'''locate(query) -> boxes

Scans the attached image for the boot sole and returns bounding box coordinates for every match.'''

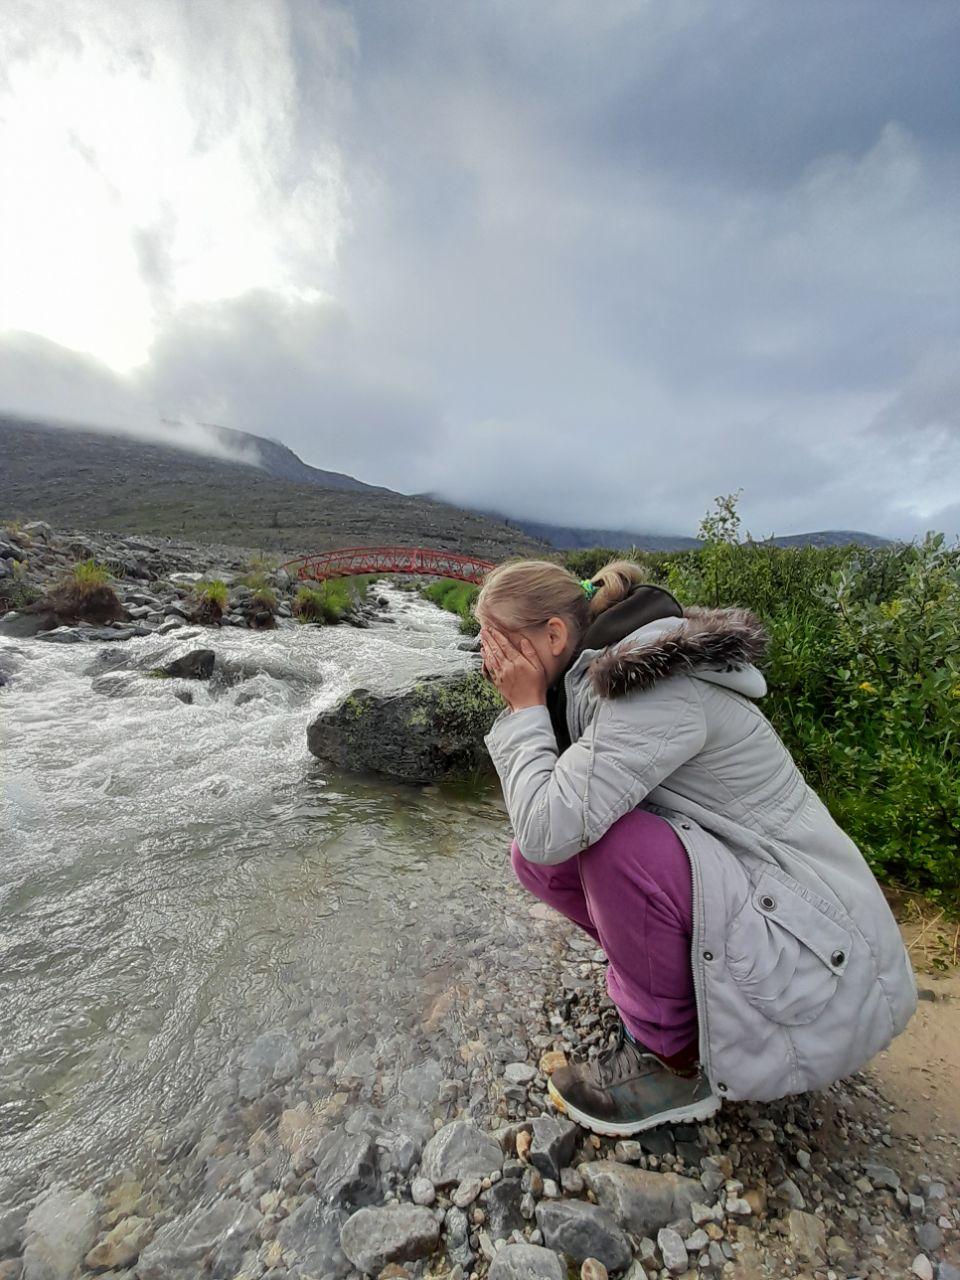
[547,1078,721,1137]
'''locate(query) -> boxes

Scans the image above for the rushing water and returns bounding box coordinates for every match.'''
[0,583,525,1214]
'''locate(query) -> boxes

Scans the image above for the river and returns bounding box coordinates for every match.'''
[0,582,543,1225]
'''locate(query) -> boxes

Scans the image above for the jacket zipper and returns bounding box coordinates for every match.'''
[662,813,713,1086]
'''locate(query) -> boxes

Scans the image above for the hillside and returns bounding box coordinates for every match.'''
[421,499,891,551]
[0,416,550,560]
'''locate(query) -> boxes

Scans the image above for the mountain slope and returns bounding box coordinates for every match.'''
[419,496,891,551]
[0,416,550,559]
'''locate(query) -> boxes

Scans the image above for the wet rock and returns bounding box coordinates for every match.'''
[579,1162,701,1237]
[0,1204,27,1254]
[157,649,215,680]
[488,1243,566,1279]
[237,1030,299,1099]
[339,1205,440,1274]
[527,1116,578,1183]
[785,1208,827,1265]
[133,1198,260,1279]
[657,1227,688,1274]
[312,1129,379,1209]
[84,1216,150,1269]
[275,1196,346,1275]
[306,671,501,783]
[483,1178,525,1240]
[21,1186,98,1280]
[421,1120,504,1187]
[535,1201,631,1272]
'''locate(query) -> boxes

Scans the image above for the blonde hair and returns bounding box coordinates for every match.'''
[473,557,647,640]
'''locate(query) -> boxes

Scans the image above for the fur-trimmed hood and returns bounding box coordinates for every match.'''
[587,605,769,699]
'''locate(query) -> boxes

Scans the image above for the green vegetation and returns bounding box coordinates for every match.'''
[195,579,229,609]
[192,578,229,625]
[564,495,960,902]
[0,559,40,613]
[421,578,481,634]
[48,559,123,624]
[293,575,378,625]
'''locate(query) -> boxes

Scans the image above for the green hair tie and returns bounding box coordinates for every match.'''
[580,578,598,599]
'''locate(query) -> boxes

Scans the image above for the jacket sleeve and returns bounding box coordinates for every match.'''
[482,679,707,865]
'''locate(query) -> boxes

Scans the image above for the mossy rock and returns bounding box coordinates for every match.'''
[306,670,505,783]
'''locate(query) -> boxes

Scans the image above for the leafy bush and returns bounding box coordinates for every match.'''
[559,495,960,901]
[421,578,481,634]
[192,579,229,625]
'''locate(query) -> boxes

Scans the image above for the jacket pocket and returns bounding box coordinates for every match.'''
[724,870,853,1027]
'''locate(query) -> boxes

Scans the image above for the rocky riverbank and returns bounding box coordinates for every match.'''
[0,522,388,641]
[2,883,957,1280]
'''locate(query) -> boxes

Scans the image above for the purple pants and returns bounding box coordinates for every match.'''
[511,807,698,1058]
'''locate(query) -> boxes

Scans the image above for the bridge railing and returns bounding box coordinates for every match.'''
[279,545,497,586]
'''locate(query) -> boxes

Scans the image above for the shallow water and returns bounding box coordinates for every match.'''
[0,584,520,1208]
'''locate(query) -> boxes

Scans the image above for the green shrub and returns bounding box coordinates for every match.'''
[294,578,356,624]
[195,579,229,609]
[421,578,481,633]
[0,560,40,612]
[558,494,960,901]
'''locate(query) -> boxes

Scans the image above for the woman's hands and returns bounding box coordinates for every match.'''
[480,624,548,712]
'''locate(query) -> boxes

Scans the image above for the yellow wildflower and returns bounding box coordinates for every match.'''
[858,681,877,694]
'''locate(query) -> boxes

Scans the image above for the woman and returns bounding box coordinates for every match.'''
[475,558,916,1137]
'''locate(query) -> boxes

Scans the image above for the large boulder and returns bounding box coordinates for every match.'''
[306,670,503,783]
[339,1205,439,1274]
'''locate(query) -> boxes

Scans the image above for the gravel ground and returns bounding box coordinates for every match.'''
[4,881,956,1280]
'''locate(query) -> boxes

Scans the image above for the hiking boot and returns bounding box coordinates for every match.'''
[546,1024,720,1137]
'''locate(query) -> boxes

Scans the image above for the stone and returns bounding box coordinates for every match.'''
[504,1062,537,1086]
[916,1222,943,1252]
[527,1116,578,1183]
[306,670,502,783]
[275,1195,345,1274]
[785,1209,827,1265]
[912,1257,934,1280]
[686,1227,709,1251]
[776,1176,806,1210]
[827,1234,856,1270]
[339,1205,440,1274]
[535,1201,631,1272]
[311,1129,379,1208]
[863,1162,900,1190]
[579,1163,701,1236]
[484,1178,525,1240]
[453,1178,483,1208]
[937,1264,960,1280]
[539,1051,567,1075]
[421,1120,503,1187]
[444,1206,473,1269]
[581,1260,609,1280]
[657,1226,688,1274]
[237,1030,299,1099]
[136,1198,260,1279]
[411,1177,436,1206]
[84,1215,150,1269]
[158,649,215,679]
[488,1243,566,1280]
[22,1186,98,1280]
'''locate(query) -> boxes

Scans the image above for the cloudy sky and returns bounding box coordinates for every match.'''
[2,1,959,539]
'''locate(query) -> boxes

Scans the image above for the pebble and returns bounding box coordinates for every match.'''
[657,1226,689,1274]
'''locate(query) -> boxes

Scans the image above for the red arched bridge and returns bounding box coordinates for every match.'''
[280,546,497,585]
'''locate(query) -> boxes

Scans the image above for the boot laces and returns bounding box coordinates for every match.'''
[590,1022,652,1087]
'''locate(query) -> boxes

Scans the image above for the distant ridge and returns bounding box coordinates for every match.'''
[416,496,891,552]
